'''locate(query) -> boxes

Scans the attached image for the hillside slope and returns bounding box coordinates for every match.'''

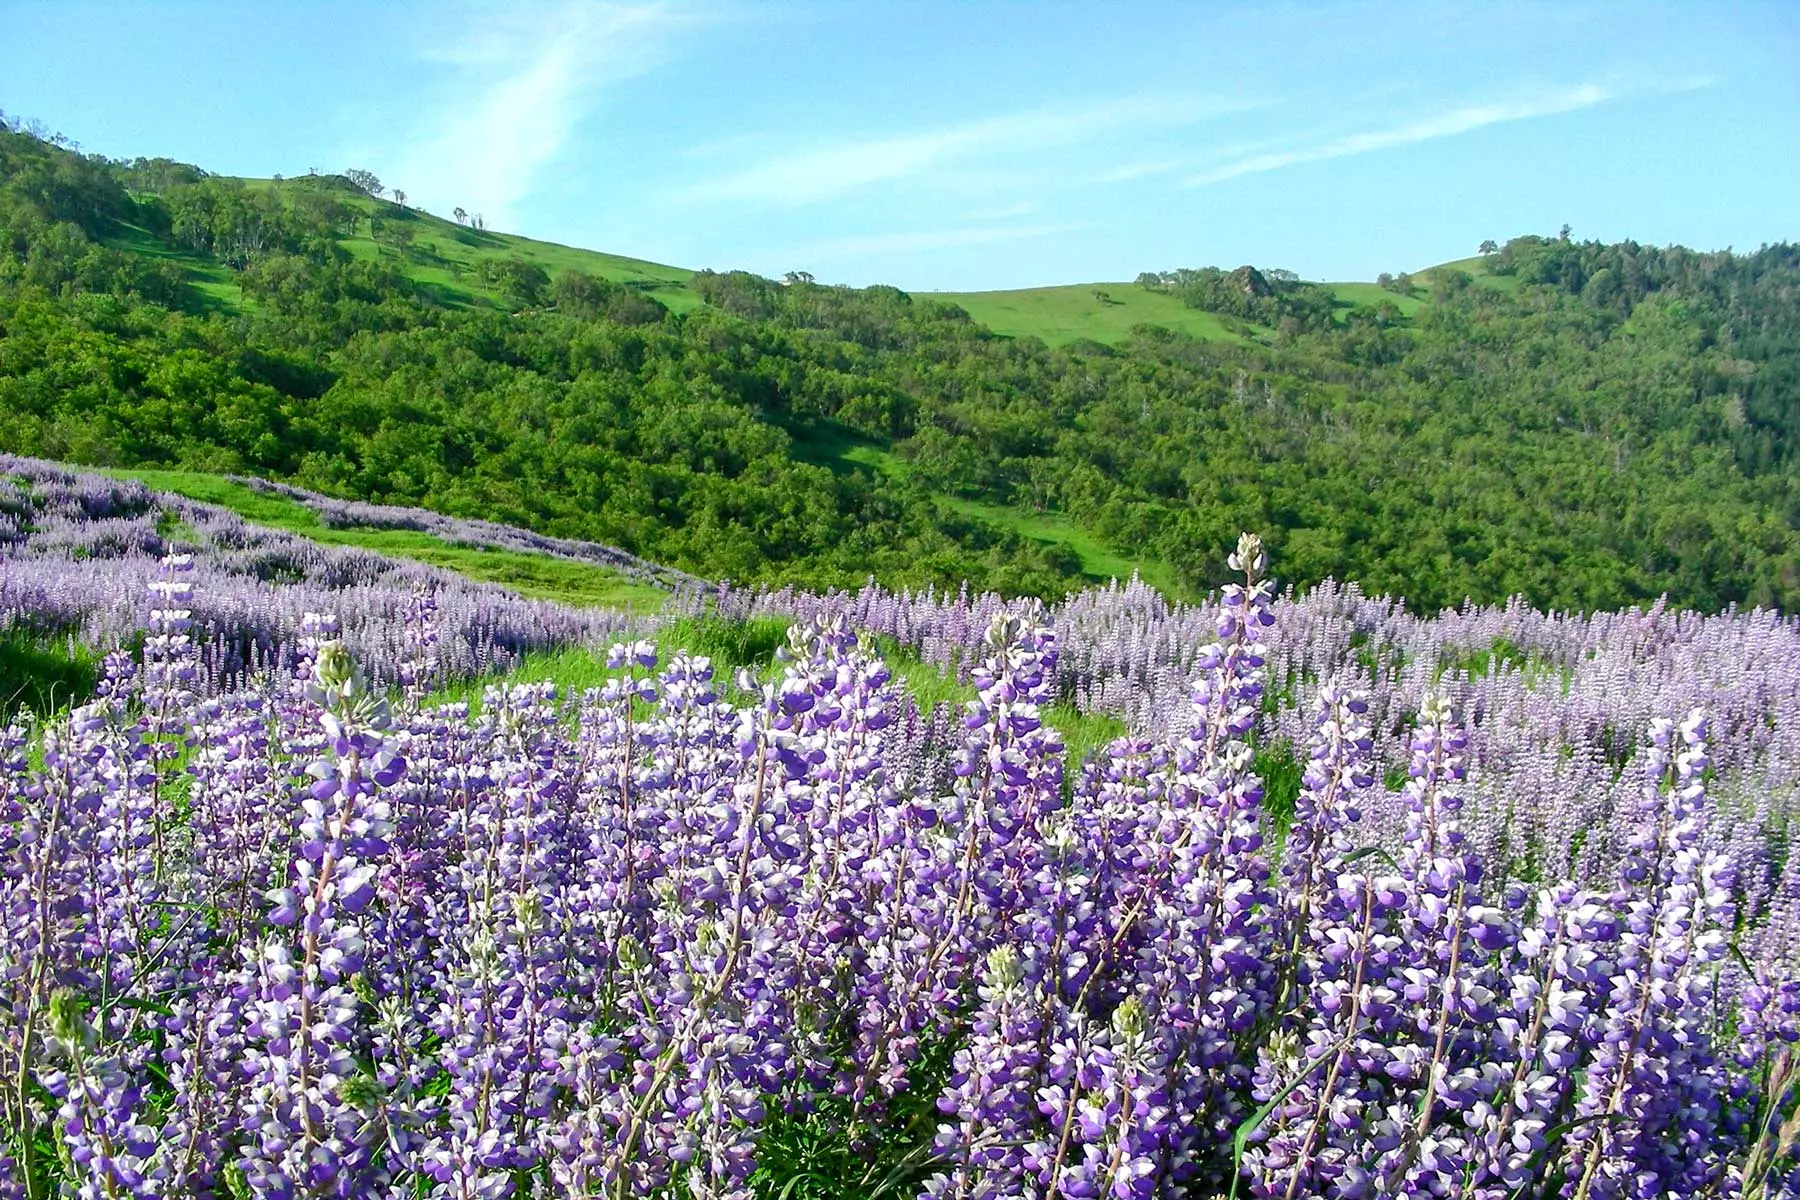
[4,120,1800,612]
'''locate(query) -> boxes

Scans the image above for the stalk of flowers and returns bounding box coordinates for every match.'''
[1241,867,1407,1200]
[35,989,161,1199]
[567,652,787,1198]
[0,716,63,1196]
[572,639,659,994]
[1087,731,1271,1196]
[273,613,340,781]
[1058,733,1159,1014]
[1037,535,1279,1195]
[185,687,289,945]
[655,648,855,1199]
[350,702,445,1167]
[920,945,1049,1200]
[141,553,199,879]
[856,611,1063,1119]
[842,731,954,1110]
[1732,974,1800,1199]
[546,1020,628,1196]
[238,638,405,1199]
[1367,695,1507,1195]
[2,698,128,1194]
[1561,710,1735,1199]
[69,661,166,1034]
[1065,534,1275,1004]
[37,971,241,1199]
[775,615,912,1110]
[1040,996,1170,1200]
[919,792,1112,1196]
[951,608,1066,937]
[154,966,245,1197]
[397,584,443,713]
[419,681,574,1196]
[1459,882,1612,1199]
[1274,681,1375,1014]
[1239,679,1379,1183]
[27,659,210,1197]
[783,617,885,948]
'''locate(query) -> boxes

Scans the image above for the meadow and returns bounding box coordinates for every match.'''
[4,456,1799,1199]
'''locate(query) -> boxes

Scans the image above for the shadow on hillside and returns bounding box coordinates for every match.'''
[450,227,508,251]
[770,414,901,479]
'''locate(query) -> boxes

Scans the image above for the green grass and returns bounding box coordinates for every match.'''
[937,495,1179,592]
[921,255,1518,347]
[104,467,667,611]
[919,281,1249,347]
[1421,254,1521,293]
[103,220,247,310]
[104,175,700,318]
[427,622,1128,771]
[0,629,99,719]
[248,177,703,314]
[1327,281,1427,316]
[422,646,621,711]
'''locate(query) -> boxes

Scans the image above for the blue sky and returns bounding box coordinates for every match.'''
[2,0,1796,291]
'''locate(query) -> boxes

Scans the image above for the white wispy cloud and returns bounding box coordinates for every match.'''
[780,223,1080,261]
[683,93,1258,206]
[1186,83,1615,187]
[383,1,711,227]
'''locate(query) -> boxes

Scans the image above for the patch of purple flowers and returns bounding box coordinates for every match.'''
[5,461,1800,1197]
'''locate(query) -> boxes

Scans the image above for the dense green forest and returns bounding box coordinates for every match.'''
[3,117,1798,610]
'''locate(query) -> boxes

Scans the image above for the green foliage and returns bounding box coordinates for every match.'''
[1047,704,1127,771]
[422,646,620,713]
[660,614,792,670]
[748,1034,955,1199]
[1254,739,1304,831]
[5,123,1800,612]
[0,629,98,719]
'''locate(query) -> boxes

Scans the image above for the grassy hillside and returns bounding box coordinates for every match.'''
[100,172,700,317]
[926,269,1467,346]
[108,467,668,610]
[8,122,1800,613]
[293,180,703,314]
[914,281,1249,347]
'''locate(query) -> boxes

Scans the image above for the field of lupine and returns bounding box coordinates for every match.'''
[5,456,1800,1198]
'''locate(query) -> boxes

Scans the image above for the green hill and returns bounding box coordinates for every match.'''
[5,119,1800,613]
[925,265,1474,347]
[97,170,701,316]
[913,281,1249,347]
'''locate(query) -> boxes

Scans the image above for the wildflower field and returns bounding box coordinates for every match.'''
[5,457,1800,1199]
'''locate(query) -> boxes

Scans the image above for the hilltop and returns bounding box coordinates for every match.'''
[121,169,1460,348]
[4,120,1800,612]
[118,169,704,317]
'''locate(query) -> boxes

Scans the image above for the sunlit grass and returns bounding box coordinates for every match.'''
[917,281,1249,347]
[105,467,667,611]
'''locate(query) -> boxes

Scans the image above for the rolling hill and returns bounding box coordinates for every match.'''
[104,172,703,316]
[5,119,1800,613]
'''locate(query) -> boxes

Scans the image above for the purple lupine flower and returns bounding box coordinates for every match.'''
[1562,710,1735,1200]
[238,639,404,1198]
